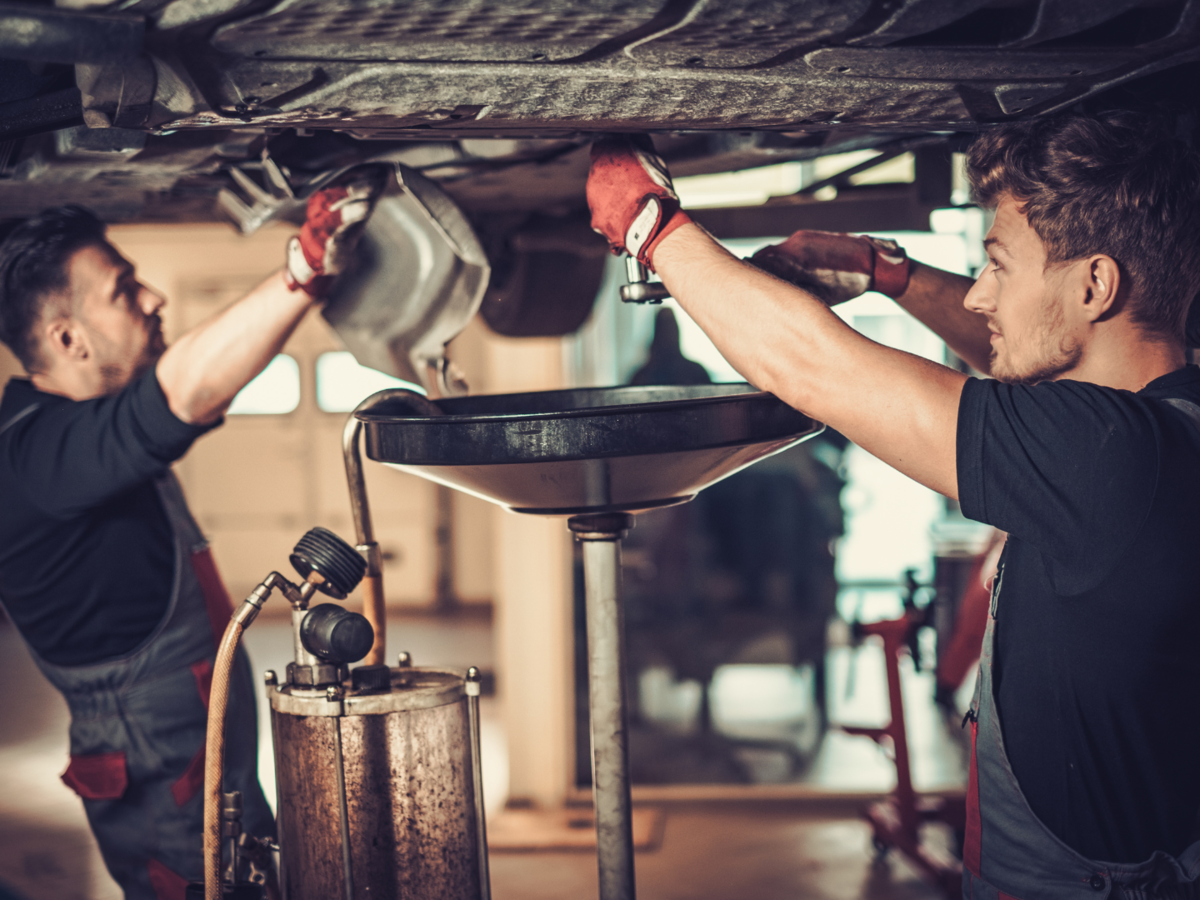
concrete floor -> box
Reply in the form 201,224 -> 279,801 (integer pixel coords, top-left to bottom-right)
0,610 -> 960,900
489,807 -> 948,900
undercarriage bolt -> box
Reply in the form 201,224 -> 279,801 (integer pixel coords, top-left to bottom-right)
397,650 -> 412,668
264,670 -> 278,686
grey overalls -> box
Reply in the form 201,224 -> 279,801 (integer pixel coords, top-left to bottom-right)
965,536 -> 1200,897
6,469 -> 273,899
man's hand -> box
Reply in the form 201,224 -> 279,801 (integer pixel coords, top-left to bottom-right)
163,165 -> 391,423
752,230 -> 995,371
587,135 -> 692,270
285,165 -> 390,297
749,230 -> 913,305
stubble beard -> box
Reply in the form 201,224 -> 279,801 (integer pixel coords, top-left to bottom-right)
129,320 -> 167,382
93,315 -> 166,395
988,297 -> 1082,386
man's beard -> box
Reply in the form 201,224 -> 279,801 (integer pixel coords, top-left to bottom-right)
144,316 -> 167,362
95,316 -> 166,395
989,297 -> 1082,385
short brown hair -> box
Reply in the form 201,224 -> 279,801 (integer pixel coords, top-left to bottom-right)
967,111 -> 1200,342
0,206 -> 107,372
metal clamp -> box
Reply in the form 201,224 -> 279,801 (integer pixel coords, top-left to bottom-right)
221,791 -> 243,887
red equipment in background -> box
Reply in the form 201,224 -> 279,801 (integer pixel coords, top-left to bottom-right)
840,571 -> 965,898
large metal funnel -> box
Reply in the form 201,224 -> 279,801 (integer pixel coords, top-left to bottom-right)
322,163 -> 490,398
350,384 -> 821,900
356,384 -> 822,515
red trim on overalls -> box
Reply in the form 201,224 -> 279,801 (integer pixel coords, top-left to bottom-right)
146,857 -> 189,900
190,546 -> 233,647
170,549 -> 230,808
61,750 -> 128,800
171,659 -> 214,807
965,716 -> 982,877
191,658 -> 213,709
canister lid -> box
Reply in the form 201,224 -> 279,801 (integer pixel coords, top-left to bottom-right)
269,666 -> 466,717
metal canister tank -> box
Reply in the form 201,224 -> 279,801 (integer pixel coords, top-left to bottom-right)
268,662 -> 488,900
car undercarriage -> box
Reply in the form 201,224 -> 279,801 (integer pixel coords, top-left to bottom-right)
2,0 -> 1199,333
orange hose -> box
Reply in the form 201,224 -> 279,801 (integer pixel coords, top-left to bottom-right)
203,615 -> 245,899
203,580 -> 273,900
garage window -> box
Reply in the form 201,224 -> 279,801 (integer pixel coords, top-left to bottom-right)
227,354 -> 300,415
316,351 -> 422,413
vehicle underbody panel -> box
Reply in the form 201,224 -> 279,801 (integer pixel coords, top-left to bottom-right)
1,0 -> 1198,227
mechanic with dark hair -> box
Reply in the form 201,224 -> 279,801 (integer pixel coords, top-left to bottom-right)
587,112 -> 1200,896
0,170 -> 384,899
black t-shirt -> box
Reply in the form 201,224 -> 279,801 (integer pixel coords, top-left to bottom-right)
0,368 -> 211,666
957,366 -> 1200,864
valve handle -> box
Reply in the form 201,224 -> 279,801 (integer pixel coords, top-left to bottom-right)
289,527 -> 366,600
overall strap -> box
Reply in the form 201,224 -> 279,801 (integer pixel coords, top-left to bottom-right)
0,403 -> 39,439
28,473 -> 217,688
0,403 -> 43,659
964,400 -> 1200,897
154,471 -> 207,555
154,472 -> 233,646
1162,398 -> 1200,435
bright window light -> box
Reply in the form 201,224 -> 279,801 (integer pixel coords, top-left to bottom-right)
316,351 -> 423,413
626,234 -> 973,586
674,161 -> 807,209
710,664 -> 817,723
826,231 -> 971,584
812,150 -> 915,186
227,354 -> 300,415
812,149 -> 877,181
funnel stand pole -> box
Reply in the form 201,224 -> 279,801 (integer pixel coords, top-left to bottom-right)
343,416 -> 386,666
569,513 -> 636,900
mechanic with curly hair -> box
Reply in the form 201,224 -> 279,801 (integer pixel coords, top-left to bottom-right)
588,112 -> 1200,896
0,168 -> 385,899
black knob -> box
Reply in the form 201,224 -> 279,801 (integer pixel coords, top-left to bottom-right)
290,527 -> 367,599
300,604 -> 375,664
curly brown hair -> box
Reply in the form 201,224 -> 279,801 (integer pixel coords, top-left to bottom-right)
967,111 -> 1200,342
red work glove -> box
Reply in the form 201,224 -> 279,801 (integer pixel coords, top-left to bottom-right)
285,165 -> 390,297
587,135 -> 692,271
749,230 -> 913,305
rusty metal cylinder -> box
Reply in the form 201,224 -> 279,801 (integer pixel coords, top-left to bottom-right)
269,667 -> 482,900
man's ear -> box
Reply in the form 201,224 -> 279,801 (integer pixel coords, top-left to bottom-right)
1081,254 -> 1122,322
42,317 -> 89,365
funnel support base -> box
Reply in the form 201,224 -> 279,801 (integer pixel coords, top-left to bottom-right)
573,513 -> 636,900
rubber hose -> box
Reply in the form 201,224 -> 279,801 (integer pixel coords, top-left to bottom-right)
203,580 -> 271,900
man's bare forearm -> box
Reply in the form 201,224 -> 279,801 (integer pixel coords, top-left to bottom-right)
156,271 -> 313,424
893,263 -> 993,374
654,224 -> 966,499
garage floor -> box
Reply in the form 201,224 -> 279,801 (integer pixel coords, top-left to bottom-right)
489,807 -> 947,900
0,612 -> 956,900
